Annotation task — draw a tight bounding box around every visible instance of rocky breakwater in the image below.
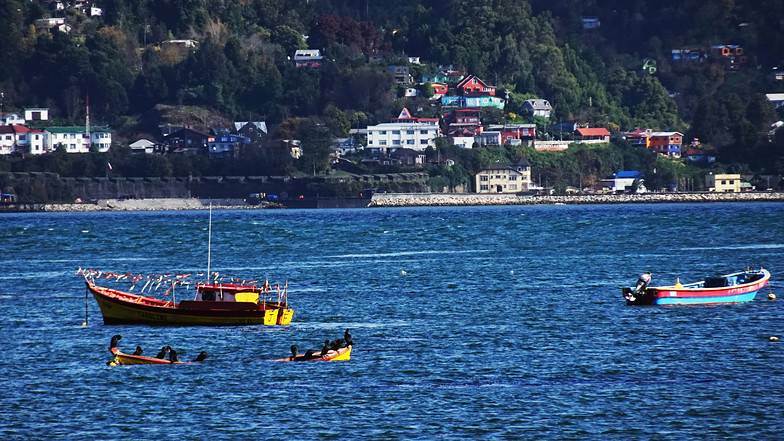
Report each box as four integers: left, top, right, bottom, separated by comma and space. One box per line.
43, 198, 280, 212
368, 192, 784, 207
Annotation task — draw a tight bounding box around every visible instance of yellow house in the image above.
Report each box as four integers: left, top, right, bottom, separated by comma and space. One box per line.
475, 159, 532, 193
705, 173, 741, 192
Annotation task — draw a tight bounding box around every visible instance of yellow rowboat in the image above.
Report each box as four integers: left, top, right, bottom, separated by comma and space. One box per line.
86, 280, 293, 326
272, 346, 351, 362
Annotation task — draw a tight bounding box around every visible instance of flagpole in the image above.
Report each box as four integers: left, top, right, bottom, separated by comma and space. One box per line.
206, 203, 212, 284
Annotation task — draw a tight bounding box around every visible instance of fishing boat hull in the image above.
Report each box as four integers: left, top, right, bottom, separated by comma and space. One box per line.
272, 346, 351, 362
622, 269, 770, 305
109, 347, 189, 365
87, 281, 293, 326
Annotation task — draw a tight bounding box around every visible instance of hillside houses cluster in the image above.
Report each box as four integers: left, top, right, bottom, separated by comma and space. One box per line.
0, 108, 111, 155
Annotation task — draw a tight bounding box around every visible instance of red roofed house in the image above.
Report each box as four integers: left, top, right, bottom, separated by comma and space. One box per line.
0, 125, 45, 155
575, 127, 610, 144
455, 75, 495, 96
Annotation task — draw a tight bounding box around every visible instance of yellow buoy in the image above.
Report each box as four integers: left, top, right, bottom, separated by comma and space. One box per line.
770, 336, 779, 342
401, 270, 406, 275
82, 322, 87, 326
768, 293, 776, 300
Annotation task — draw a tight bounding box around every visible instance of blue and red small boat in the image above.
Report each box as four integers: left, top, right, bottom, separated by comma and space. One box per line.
622, 268, 771, 305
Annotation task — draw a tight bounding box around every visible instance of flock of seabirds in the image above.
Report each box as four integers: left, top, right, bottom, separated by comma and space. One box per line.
107, 329, 354, 363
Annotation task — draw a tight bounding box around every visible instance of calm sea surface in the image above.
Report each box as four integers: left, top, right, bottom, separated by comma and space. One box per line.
1, 203, 783, 440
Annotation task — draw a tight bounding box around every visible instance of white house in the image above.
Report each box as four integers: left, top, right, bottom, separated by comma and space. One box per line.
1, 113, 25, 126
129, 138, 155, 154
0, 125, 45, 155
365, 108, 441, 153
523, 99, 552, 118
600, 171, 646, 193
24, 108, 49, 122
44, 126, 112, 153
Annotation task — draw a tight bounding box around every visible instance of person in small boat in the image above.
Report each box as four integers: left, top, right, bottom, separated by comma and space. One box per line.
344, 329, 353, 347
300, 349, 315, 360
155, 346, 168, 359
109, 334, 122, 351
193, 351, 208, 362
290, 345, 298, 361
321, 340, 332, 359
634, 272, 652, 295
167, 346, 178, 363
132, 346, 143, 356
329, 339, 345, 351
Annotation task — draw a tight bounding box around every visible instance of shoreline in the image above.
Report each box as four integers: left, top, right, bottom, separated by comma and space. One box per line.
3, 192, 784, 212
368, 191, 784, 207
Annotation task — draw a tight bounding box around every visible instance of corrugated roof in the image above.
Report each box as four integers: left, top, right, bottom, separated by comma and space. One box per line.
576, 127, 610, 136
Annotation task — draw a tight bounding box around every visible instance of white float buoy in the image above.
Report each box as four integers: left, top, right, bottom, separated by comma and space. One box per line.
771, 336, 779, 342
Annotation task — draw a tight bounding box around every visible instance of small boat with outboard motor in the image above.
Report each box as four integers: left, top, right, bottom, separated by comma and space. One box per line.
621, 267, 770, 305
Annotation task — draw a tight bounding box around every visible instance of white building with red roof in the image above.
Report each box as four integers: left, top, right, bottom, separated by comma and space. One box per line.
366, 108, 441, 153
0, 125, 45, 155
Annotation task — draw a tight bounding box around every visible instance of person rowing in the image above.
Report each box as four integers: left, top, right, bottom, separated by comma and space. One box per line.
109, 334, 122, 352
167, 346, 178, 363
290, 345, 298, 361
321, 340, 332, 359
344, 328, 353, 347
132, 346, 143, 356
155, 346, 167, 359
193, 351, 208, 362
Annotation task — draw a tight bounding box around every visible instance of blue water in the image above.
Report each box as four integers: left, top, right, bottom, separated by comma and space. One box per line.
1, 203, 783, 439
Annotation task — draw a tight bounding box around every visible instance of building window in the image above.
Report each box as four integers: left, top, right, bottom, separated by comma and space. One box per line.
420, 130, 428, 134
392, 130, 400, 135
420, 140, 427, 144
407, 140, 415, 145
393, 140, 401, 145
480, 185, 488, 191
380, 130, 387, 135
407, 130, 414, 135
480, 175, 488, 181
509, 175, 517, 181
509, 184, 517, 190
379, 140, 386, 145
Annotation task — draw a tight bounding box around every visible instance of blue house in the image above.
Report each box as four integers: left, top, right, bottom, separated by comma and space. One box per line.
208, 134, 250, 158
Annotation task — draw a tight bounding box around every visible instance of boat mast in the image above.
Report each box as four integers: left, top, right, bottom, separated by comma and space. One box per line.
207, 203, 212, 284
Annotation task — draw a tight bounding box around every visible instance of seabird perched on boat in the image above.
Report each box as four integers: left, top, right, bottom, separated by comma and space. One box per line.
344, 328, 353, 347
167, 346, 178, 363
109, 334, 122, 351
193, 351, 208, 362
321, 340, 331, 359
290, 345, 298, 361
132, 346, 143, 356
155, 346, 168, 359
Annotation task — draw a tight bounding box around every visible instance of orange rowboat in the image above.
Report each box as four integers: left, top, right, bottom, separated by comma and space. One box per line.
108, 347, 191, 365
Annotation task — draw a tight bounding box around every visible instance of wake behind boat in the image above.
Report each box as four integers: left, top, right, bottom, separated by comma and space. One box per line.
622, 268, 770, 305
82, 269, 293, 326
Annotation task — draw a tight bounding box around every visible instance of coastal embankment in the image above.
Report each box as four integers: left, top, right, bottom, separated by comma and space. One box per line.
5, 192, 784, 212
39, 198, 270, 212
368, 192, 784, 207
